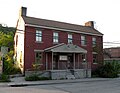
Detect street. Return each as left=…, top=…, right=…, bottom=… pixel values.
left=0, top=78, right=120, bottom=93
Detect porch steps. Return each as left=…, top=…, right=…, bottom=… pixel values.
left=66, top=70, right=75, bottom=79
left=66, top=75, right=75, bottom=79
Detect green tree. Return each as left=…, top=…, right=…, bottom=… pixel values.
left=0, top=24, right=21, bottom=75
left=0, top=24, right=15, bottom=50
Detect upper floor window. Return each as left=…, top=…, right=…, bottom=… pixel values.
left=68, top=34, right=72, bottom=43
left=36, top=30, right=42, bottom=42
left=53, top=32, right=59, bottom=43
left=92, top=37, right=96, bottom=46
left=81, top=35, right=87, bottom=46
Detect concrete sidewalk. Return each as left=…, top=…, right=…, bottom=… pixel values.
left=7, top=77, right=117, bottom=87
left=0, top=76, right=119, bottom=87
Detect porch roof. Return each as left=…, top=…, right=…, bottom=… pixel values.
left=44, top=43, right=87, bottom=53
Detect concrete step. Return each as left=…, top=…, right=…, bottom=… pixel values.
left=66, top=75, right=75, bottom=80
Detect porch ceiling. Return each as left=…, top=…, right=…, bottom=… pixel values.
left=45, top=43, right=87, bottom=53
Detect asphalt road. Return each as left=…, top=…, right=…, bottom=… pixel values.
left=0, top=78, right=120, bottom=93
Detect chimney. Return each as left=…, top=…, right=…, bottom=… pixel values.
left=85, top=21, right=94, bottom=28
left=19, top=7, right=27, bottom=16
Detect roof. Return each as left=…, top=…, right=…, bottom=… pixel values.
left=22, top=16, right=103, bottom=36
left=45, top=43, right=87, bottom=53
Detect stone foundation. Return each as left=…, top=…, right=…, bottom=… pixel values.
left=25, top=69, right=91, bottom=80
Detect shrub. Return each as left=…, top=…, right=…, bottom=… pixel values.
left=0, top=74, right=10, bottom=82
left=2, top=50, right=21, bottom=75
left=3, top=60, right=21, bottom=75
left=25, top=74, right=40, bottom=81
left=25, top=74, right=51, bottom=81
left=92, top=61, right=120, bottom=78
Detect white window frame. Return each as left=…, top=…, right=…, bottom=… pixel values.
left=81, top=35, right=86, bottom=46
left=68, top=34, right=73, bottom=43
left=35, top=52, right=42, bottom=64
left=53, top=32, right=59, bottom=43
left=36, top=30, right=42, bottom=42
left=92, top=37, right=96, bottom=46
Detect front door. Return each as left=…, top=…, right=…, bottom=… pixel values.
left=53, top=54, right=59, bottom=69
left=68, top=54, right=73, bottom=69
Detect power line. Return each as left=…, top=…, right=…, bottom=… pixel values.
left=15, top=29, right=120, bottom=47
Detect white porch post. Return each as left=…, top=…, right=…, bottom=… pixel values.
left=46, top=53, right=48, bottom=70
left=73, top=53, right=75, bottom=69
left=85, top=54, right=88, bottom=77
left=52, top=52, right=53, bottom=70
left=78, top=54, right=79, bottom=69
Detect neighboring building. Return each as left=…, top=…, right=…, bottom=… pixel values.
left=14, top=7, right=103, bottom=79
left=104, top=47, right=120, bottom=62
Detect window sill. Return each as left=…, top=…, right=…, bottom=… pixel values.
left=33, top=63, right=43, bottom=66
left=93, top=63, right=98, bottom=64
left=81, top=45, right=87, bottom=47
left=92, top=45, right=96, bottom=47
left=35, top=41, right=43, bottom=43
left=53, top=42, right=59, bottom=44
left=82, top=62, right=87, bottom=64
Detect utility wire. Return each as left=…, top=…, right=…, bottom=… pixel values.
left=15, top=29, right=120, bottom=46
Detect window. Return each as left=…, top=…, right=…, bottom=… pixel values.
left=92, top=37, right=96, bottom=46
left=81, top=54, right=86, bottom=63
left=36, top=30, right=42, bottom=42
left=68, top=34, right=72, bottom=43
left=81, top=35, right=87, bottom=46
left=16, top=35, right=18, bottom=46
left=35, top=52, right=42, bottom=64
left=53, top=32, right=59, bottom=43
left=93, top=54, right=98, bottom=64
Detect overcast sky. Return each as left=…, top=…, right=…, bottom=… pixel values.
left=0, top=0, right=120, bottom=48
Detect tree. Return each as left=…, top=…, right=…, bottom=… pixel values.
left=0, top=24, right=15, bottom=50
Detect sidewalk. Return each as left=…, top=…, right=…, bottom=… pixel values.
left=0, top=76, right=119, bottom=87
left=7, top=77, right=116, bottom=87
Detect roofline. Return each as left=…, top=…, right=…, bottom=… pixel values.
left=44, top=43, right=65, bottom=51
left=25, top=24, right=103, bottom=36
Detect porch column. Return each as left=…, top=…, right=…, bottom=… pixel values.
left=46, top=53, right=48, bottom=70
left=52, top=52, right=53, bottom=70
left=78, top=54, right=79, bottom=69
left=85, top=54, right=88, bottom=77
left=73, top=53, right=75, bottom=69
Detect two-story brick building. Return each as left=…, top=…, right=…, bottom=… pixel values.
left=14, top=7, right=103, bottom=79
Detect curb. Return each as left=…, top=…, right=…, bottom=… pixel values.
left=8, top=78, right=111, bottom=87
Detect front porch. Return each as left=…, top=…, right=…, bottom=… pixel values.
left=45, top=43, right=89, bottom=70
left=25, top=43, right=91, bottom=79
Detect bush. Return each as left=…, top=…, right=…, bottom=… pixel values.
left=0, top=74, right=10, bottom=82
left=3, top=61, right=21, bottom=75
left=92, top=61, right=120, bottom=78
left=25, top=74, right=51, bottom=81
left=2, top=50, right=21, bottom=75
left=25, top=74, right=40, bottom=81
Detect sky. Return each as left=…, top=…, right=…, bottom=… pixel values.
left=0, top=0, right=120, bottom=48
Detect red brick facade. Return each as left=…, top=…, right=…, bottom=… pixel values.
left=23, top=26, right=103, bottom=71
left=14, top=7, right=103, bottom=73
